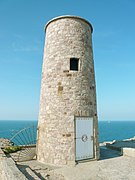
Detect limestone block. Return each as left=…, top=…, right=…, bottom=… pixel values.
left=123, top=148, right=135, bottom=157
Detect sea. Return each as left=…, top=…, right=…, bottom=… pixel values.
left=0, top=120, right=135, bottom=143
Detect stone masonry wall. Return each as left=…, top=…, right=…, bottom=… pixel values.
left=37, top=16, right=99, bottom=165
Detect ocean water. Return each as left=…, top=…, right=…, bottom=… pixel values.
left=0, top=120, right=37, bottom=145
left=0, top=120, right=135, bottom=143
left=99, top=121, right=135, bottom=142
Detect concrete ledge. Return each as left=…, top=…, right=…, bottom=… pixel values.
left=123, top=148, right=135, bottom=157
left=0, top=148, right=27, bottom=180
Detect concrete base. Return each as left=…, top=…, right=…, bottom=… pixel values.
left=122, top=148, right=135, bottom=157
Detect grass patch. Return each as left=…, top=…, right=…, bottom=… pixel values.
left=3, top=146, right=22, bottom=154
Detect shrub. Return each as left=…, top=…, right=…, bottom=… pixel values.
left=3, top=146, right=22, bottom=154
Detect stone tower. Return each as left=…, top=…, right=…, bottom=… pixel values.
left=37, top=15, right=99, bottom=165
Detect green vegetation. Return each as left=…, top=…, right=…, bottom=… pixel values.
left=3, top=146, right=22, bottom=154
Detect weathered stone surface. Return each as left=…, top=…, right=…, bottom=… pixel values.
left=0, top=148, right=27, bottom=180
left=123, top=148, right=135, bottom=157
left=37, top=15, right=99, bottom=165
left=0, top=138, right=14, bottom=148
left=2, top=147, right=135, bottom=180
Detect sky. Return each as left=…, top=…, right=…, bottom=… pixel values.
left=0, top=0, right=135, bottom=121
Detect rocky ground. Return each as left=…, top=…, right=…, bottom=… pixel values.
left=0, top=138, right=13, bottom=148
left=16, top=147, right=135, bottom=180
left=1, top=138, right=135, bottom=179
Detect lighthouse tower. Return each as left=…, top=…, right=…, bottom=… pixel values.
left=37, top=15, right=99, bottom=165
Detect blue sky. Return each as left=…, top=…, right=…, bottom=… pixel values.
left=0, top=0, right=135, bottom=121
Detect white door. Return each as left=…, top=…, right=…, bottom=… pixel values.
left=75, top=117, right=94, bottom=161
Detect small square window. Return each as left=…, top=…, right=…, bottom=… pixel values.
left=70, top=58, right=79, bottom=71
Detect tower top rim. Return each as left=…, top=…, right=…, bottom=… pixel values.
left=45, top=15, right=93, bottom=33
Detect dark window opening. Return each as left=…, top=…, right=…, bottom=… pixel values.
left=70, top=58, right=79, bottom=71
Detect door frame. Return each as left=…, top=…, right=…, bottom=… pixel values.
left=74, top=116, right=95, bottom=162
